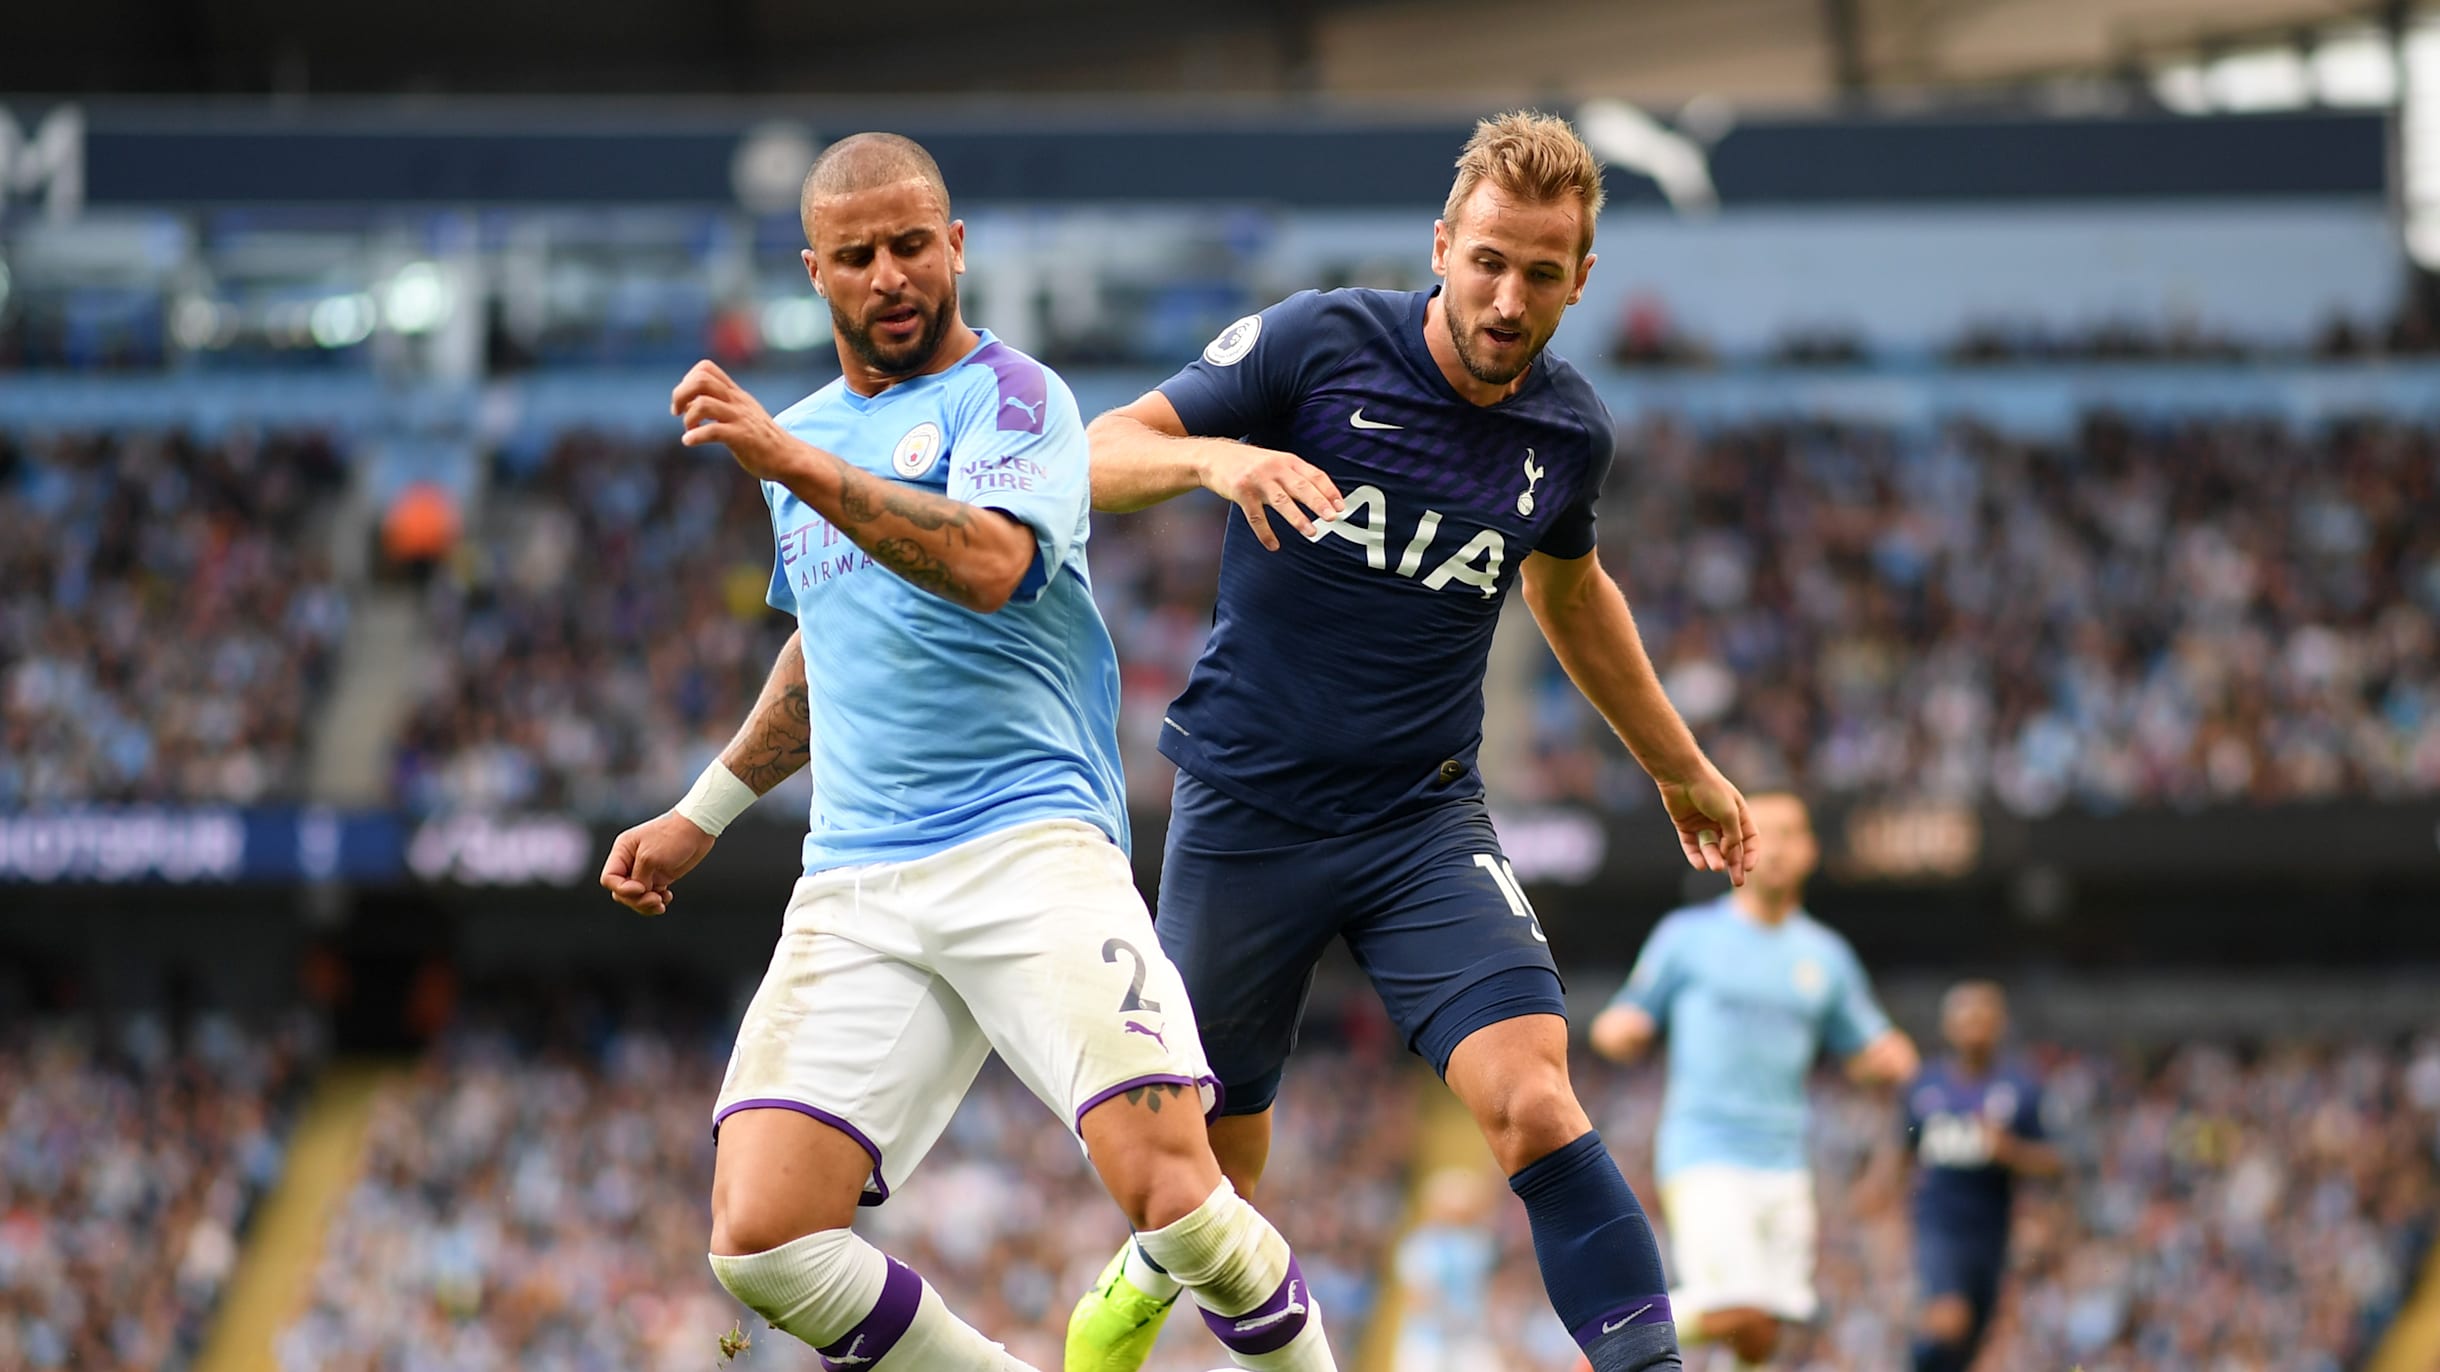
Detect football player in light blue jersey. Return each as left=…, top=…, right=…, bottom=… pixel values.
left=1592, top=793, right=1917, bottom=1370
left=598, top=133, right=1336, bottom=1372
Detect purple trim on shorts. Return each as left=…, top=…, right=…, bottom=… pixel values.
left=712, top=1098, right=891, bottom=1207
left=1073, top=1074, right=1199, bottom=1131
left=971, top=339, right=1049, bottom=433
left=819, top=1255, right=923, bottom=1371
left=1570, top=1294, right=1674, bottom=1348
left=1200, top=1254, right=1312, bottom=1356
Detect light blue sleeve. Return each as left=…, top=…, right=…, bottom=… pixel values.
left=947, top=370, right=1088, bottom=605
left=1612, top=914, right=1687, bottom=1025
left=1820, top=935, right=1894, bottom=1058
left=762, top=481, right=793, bottom=612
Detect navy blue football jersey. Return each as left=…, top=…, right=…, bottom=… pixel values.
left=1154, top=287, right=1615, bottom=830
left=1904, top=1058, right=2046, bottom=1245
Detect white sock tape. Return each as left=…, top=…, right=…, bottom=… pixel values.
left=674, top=761, right=757, bottom=837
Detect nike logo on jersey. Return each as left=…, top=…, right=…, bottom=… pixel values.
left=1347, top=408, right=1403, bottom=431
left=1233, top=1283, right=1306, bottom=1333
left=1600, top=1303, right=1655, bottom=1334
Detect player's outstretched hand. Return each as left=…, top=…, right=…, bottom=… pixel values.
left=1205, top=443, right=1345, bottom=551
left=599, top=811, right=718, bottom=916
left=1656, top=764, right=1758, bottom=886
left=673, top=360, right=806, bottom=483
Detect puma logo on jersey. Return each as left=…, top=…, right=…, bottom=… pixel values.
left=1123, top=1020, right=1170, bottom=1052
left=1306, top=484, right=1504, bottom=598
left=1519, top=448, right=1545, bottom=516
left=826, top=1334, right=874, bottom=1367
left=1003, top=395, right=1044, bottom=423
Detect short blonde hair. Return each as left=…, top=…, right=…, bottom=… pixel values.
left=1442, top=110, right=1606, bottom=257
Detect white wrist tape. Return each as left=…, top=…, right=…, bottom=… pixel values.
left=673, top=761, right=757, bottom=837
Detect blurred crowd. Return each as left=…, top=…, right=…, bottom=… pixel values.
left=0, top=428, right=349, bottom=808
left=1428, top=1036, right=2440, bottom=1371
left=282, top=996, right=1412, bottom=1372
left=0, top=1014, right=311, bottom=1372
left=1518, top=413, right=2440, bottom=814
left=391, top=432, right=796, bottom=817
left=9, top=406, right=2437, bottom=824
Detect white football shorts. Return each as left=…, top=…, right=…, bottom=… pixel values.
left=1661, top=1165, right=1820, bottom=1323
left=713, top=818, right=1216, bottom=1205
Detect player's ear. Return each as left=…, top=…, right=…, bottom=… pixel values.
left=1430, top=218, right=1452, bottom=277
left=947, top=219, right=967, bottom=276
left=1569, top=250, right=1597, bottom=306
left=801, top=248, right=823, bottom=296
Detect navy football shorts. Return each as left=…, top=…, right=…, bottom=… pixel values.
left=1153, top=768, right=1565, bottom=1116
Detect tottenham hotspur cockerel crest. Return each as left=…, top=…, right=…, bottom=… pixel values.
left=1519, top=449, right=1546, bottom=516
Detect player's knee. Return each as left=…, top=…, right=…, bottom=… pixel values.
left=707, top=1225, right=871, bottom=1335
left=1728, top=1315, right=1781, bottom=1363
left=1471, top=1071, right=1592, bottom=1174
left=1111, top=1155, right=1224, bottom=1232
left=1918, top=1295, right=1973, bottom=1345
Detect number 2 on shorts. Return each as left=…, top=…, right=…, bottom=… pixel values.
left=1100, top=937, right=1164, bottom=1013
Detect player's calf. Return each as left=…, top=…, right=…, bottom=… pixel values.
left=1446, top=1014, right=1681, bottom=1371
left=1081, top=1088, right=1336, bottom=1371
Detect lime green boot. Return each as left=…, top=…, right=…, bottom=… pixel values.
left=1064, top=1244, right=1178, bottom=1372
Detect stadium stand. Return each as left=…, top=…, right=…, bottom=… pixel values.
left=278, top=997, right=1412, bottom=1371
left=0, top=1015, right=314, bottom=1372
left=390, top=432, right=793, bottom=817
left=1444, top=1038, right=2440, bottom=1370
left=1518, top=412, right=2440, bottom=814
left=0, top=429, right=349, bottom=808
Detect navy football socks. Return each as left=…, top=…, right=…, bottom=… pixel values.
left=1507, top=1131, right=1682, bottom=1372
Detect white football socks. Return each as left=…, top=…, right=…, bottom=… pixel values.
left=1133, top=1181, right=1335, bottom=1371
left=709, top=1229, right=1031, bottom=1370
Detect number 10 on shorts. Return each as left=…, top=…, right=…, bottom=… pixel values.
left=1474, top=854, right=1548, bottom=943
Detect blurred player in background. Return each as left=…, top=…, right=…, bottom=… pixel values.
left=1591, top=792, right=1917, bottom=1370
left=598, top=133, right=1336, bottom=1372
left=1901, top=981, right=2059, bottom=1372
left=1068, top=110, right=1756, bottom=1372
left=1391, top=1168, right=1504, bottom=1371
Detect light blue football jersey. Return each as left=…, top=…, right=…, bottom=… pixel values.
left=760, top=331, right=1127, bottom=874
left=1612, top=894, right=1892, bottom=1179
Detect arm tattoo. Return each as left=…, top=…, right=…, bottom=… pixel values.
left=872, top=537, right=971, bottom=603
left=722, top=637, right=812, bottom=793
left=729, top=682, right=811, bottom=792
left=838, top=464, right=974, bottom=539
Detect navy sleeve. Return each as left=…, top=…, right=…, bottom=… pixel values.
left=2013, top=1073, right=2047, bottom=1142
left=1537, top=383, right=1614, bottom=561
left=1158, top=290, right=1342, bottom=440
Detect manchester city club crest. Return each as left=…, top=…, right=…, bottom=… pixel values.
left=892, top=421, right=944, bottom=478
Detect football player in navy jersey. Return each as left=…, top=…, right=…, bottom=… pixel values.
left=1065, top=110, right=1758, bottom=1372
left=1902, top=982, right=2060, bottom=1372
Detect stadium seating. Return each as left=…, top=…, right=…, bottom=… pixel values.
left=280, top=1004, right=1412, bottom=1371
left=0, top=429, right=349, bottom=808
left=390, top=431, right=794, bottom=817
left=1447, top=1039, right=2440, bottom=1370
left=1517, top=413, right=2440, bottom=813
left=0, top=1015, right=312, bottom=1372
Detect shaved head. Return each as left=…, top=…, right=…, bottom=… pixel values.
left=800, top=132, right=951, bottom=241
